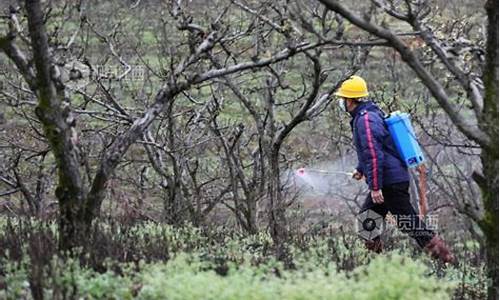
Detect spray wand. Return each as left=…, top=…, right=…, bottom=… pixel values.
left=296, top=167, right=354, bottom=177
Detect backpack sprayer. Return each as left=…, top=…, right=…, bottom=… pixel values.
left=384, top=111, right=428, bottom=217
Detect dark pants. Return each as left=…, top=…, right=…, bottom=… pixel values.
left=359, top=181, right=434, bottom=248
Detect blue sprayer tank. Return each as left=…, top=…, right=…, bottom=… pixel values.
left=384, top=111, right=425, bottom=168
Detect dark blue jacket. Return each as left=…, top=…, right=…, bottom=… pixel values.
left=350, top=101, right=409, bottom=190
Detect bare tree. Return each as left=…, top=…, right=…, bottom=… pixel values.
left=213, top=47, right=361, bottom=262
left=0, top=0, right=327, bottom=250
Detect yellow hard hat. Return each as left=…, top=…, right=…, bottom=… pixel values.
left=335, top=75, right=369, bottom=98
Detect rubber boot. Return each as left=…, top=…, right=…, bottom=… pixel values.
left=365, top=236, right=383, bottom=253
left=424, top=235, right=456, bottom=264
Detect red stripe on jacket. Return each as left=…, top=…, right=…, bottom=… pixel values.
left=364, top=113, right=379, bottom=190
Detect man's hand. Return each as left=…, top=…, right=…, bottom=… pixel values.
left=371, top=189, right=384, bottom=204
left=352, top=169, right=363, bottom=181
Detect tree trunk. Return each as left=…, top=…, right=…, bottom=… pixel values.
left=163, top=100, right=184, bottom=224
left=268, top=149, right=291, bottom=265
left=57, top=188, right=88, bottom=250
left=476, top=145, right=498, bottom=300
left=163, top=177, right=183, bottom=224
left=24, top=0, right=89, bottom=251
left=478, top=1, right=499, bottom=299
left=245, top=197, right=258, bottom=234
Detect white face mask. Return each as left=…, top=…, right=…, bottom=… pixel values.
left=338, top=98, right=348, bottom=113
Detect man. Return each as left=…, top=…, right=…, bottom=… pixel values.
left=336, top=75, right=455, bottom=264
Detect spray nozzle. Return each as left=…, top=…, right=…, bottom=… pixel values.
left=297, top=168, right=306, bottom=176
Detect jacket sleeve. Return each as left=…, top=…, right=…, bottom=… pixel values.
left=355, top=112, right=385, bottom=190
left=355, top=163, right=363, bottom=175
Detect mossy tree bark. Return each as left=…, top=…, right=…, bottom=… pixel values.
left=477, top=1, right=499, bottom=298
left=25, top=0, right=87, bottom=250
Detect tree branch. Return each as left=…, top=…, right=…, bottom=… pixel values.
left=316, top=0, right=490, bottom=147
